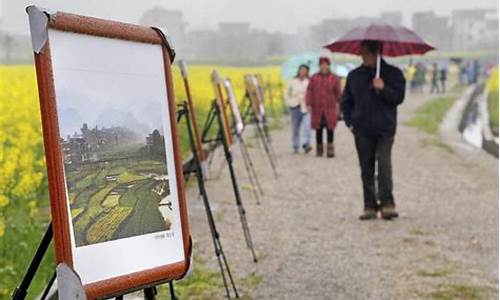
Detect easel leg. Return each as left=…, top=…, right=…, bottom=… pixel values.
left=40, top=271, right=56, bottom=300
left=255, top=123, right=278, bottom=178
left=182, top=102, right=239, bottom=298
left=238, top=140, right=260, bottom=205
left=215, top=104, right=258, bottom=263
left=239, top=136, right=264, bottom=196
left=262, top=116, right=278, bottom=163
left=12, top=223, right=53, bottom=300
left=143, top=287, right=157, bottom=300
left=238, top=136, right=264, bottom=202
left=169, top=282, right=178, bottom=300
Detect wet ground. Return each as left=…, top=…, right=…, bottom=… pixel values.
left=178, top=86, right=498, bottom=299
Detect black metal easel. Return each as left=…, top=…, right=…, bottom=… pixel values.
left=241, top=99, right=278, bottom=178
left=201, top=101, right=258, bottom=263
left=234, top=132, right=264, bottom=205
left=178, top=102, right=239, bottom=299
left=11, top=229, right=178, bottom=300
left=11, top=223, right=53, bottom=300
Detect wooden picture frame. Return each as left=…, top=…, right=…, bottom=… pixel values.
left=244, top=74, right=265, bottom=123
left=27, top=7, right=190, bottom=299
left=178, top=60, right=206, bottom=162
left=223, top=78, right=245, bottom=136
left=211, top=70, right=233, bottom=146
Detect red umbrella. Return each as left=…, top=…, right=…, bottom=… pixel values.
left=324, top=24, right=434, bottom=77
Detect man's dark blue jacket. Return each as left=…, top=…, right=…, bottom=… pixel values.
left=341, top=60, right=406, bottom=136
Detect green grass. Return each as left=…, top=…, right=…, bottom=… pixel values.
left=242, top=271, right=263, bottom=287
left=428, top=284, right=496, bottom=300
left=416, top=267, right=451, bottom=278
left=407, top=96, right=455, bottom=135
left=488, top=92, right=498, bottom=133
left=487, top=68, right=499, bottom=136
left=158, top=256, right=224, bottom=300
left=157, top=261, right=263, bottom=300
left=420, top=137, right=454, bottom=153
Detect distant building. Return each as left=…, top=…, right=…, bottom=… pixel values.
left=139, top=7, right=186, bottom=54
left=146, top=129, right=166, bottom=160
left=185, top=29, right=217, bottom=60
left=380, top=11, right=403, bottom=26
left=62, top=137, right=89, bottom=166
left=218, top=22, right=250, bottom=37
left=80, top=123, right=136, bottom=152
left=412, top=11, right=452, bottom=51
left=309, top=12, right=402, bottom=47
left=216, top=22, right=251, bottom=62
left=61, top=123, right=138, bottom=167
left=451, top=9, right=498, bottom=50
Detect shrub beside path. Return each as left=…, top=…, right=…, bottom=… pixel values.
left=184, top=86, right=498, bottom=299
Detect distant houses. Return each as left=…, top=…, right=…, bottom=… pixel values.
left=61, top=123, right=139, bottom=167
left=136, top=7, right=498, bottom=65
left=146, top=129, right=166, bottom=160
left=61, top=137, right=90, bottom=166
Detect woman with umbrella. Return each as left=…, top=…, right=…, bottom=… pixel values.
left=325, top=24, right=434, bottom=220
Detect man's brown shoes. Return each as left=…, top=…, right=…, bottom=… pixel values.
left=359, top=209, right=377, bottom=220
left=381, top=205, right=399, bottom=220
left=359, top=205, right=399, bottom=221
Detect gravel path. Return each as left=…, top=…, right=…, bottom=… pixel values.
left=185, top=87, right=498, bottom=299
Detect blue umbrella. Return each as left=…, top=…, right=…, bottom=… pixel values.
left=332, top=64, right=349, bottom=78
left=281, top=52, right=350, bottom=79
left=281, top=51, right=321, bottom=79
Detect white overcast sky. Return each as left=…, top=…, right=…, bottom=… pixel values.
left=1, top=0, right=498, bottom=34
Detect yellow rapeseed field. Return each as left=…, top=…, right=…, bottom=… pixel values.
left=0, top=64, right=283, bottom=298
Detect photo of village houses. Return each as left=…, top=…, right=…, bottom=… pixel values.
left=61, top=121, right=173, bottom=247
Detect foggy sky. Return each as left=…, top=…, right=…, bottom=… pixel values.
left=1, top=0, right=498, bottom=35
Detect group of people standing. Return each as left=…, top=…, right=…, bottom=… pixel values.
left=285, top=57, right=341, bottom=157
left=285, top=40, right=406, bottom=220
left=430, top=63, right=448, bottom=94
left=405, top=62, right=448, bottom=94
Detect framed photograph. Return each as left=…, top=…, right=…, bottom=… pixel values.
left=244, top=74, right=265, bottom=123
left=211, top=70, right=234, bottom=146
left=223, top=78, right=244, bottom=136
left=28, top=8, right=190, bottom=299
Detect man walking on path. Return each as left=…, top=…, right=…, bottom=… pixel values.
left=341, top=40, right=406, bottom=220
left=430, top=63, right=440, bottom=94
left=306, top=57, right=342, bottom=158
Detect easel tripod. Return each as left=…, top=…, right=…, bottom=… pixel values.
left=242, top=98, right=278, bottom=178
left=177, top=101, right=239, bottom=299
left=10, top=221, right=173, bottom=300
left=201, top=101, right=258, bottom=263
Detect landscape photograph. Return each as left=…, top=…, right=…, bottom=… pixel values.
left=62, top=123, right=173, bottom=247
left=52, top=56, right=175, bottom=247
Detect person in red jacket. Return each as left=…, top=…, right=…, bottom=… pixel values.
left=306, top=57, right=342, bottom=157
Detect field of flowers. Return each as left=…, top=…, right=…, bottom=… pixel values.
left=487, top=67, right=498, bottom=136
left=0, top=64, right=283, bottom=299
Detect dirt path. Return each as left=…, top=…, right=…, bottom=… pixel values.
left=185, top=87, right=498, bottom=299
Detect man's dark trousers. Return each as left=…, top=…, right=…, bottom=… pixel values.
left=354, top=131, right=394, bottom=210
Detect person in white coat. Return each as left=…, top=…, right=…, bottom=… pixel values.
left=285, top=64, right=312, bottom=153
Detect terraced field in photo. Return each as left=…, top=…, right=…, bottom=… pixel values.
left=67, top=155, right=171, bottom=247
